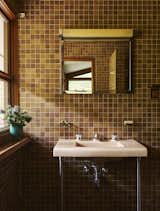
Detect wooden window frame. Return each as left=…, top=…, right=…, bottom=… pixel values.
left=0, top=0, right=19, bottom=132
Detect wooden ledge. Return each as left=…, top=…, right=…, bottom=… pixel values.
left=0, top=137, right=31, bottom=161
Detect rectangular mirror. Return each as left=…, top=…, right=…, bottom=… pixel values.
left=60, top=29, right=133, bottom=94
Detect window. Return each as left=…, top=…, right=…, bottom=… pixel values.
left=0, top=12, right=9, bottom=129
left=0, top=11, right=9, bottom=73
left=0, top=2, right=17, bottom=130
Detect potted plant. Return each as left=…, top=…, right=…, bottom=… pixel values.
left=0, top=105, right=32, bottom=138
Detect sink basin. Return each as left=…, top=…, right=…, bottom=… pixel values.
left=53, top=139, right=147, bottom=157
left=76, top=140, right=124, bottom=148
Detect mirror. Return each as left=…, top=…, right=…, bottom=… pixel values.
left=60, top=29, right=133, bottom=94
left=63, top=57, right=94, bottom=94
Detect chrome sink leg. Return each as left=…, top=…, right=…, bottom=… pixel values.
left=59, top=157, right=64, bottom=211
left=137, top=157, right=141, bottom=211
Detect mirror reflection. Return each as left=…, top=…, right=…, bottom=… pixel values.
left=63, top=58, right=94, bottom=94
left=62, top=40, right=131, bottom=94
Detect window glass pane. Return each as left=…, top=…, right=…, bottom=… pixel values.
left=0, top=79, right=9, bottom=128
left=68, top=80, right=92, bottom=93
left=74, top=73, right=92, bottom=78
left=0, top=12, right=9, bottom=73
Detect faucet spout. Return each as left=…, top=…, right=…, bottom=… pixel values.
left=111, top=133, right=119, bottom=141
left=92, top=133, right=100, bottom=142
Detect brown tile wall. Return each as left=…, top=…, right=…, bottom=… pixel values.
left=18, top=0, right=160, bottom=211
left=5, top=0, right=21, bottom=13
left=0, top=152, right=23, bottom=211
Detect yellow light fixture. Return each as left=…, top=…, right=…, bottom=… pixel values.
left=60, top=29, right=133, bottom=39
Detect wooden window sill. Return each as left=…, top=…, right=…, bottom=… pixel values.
left=0, top=135, right=31, bottom=161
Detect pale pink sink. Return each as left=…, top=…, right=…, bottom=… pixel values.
left=76, top=140, right=124, bottom=148
left=53, top=139, right=147, bottom=158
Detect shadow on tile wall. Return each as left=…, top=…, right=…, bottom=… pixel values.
left=18, top=0, right=160, bottom=210
left=0, top=152, right=23, bottom=211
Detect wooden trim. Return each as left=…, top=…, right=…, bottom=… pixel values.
left=0, top=0, right=16, bottom=20
left=0, top=137, right=31, bottom=161
left=0, top=71, right=10, bottom=81
left=66, top=68, right=91, bottom=79
left=68, top=78, right=92, bottom=81
left=64, top=56, right=94, bottom=61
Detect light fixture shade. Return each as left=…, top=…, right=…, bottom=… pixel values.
left=59, top=29, right=134, bottom=39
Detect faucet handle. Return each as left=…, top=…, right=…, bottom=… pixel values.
left=93, top=133, right=98, bottom=139
left=76, top=134, right=82, bottom=141
left=111, top=133, right=119, bottom=141
left=92, top=133, right=100, bottom=142
left=60, top=119, right=73, bottom=127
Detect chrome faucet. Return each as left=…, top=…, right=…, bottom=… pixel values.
left=75, top=134, right=82, bottom=141
left=92, top=133, right=100, bottom=142
left=111, top=133, right=119, bottom=141
left=91, top=164, right=100, bottom=187
left=60, top=119, right=73, bottom=127
left=83, top=163, right=108, bottom=188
